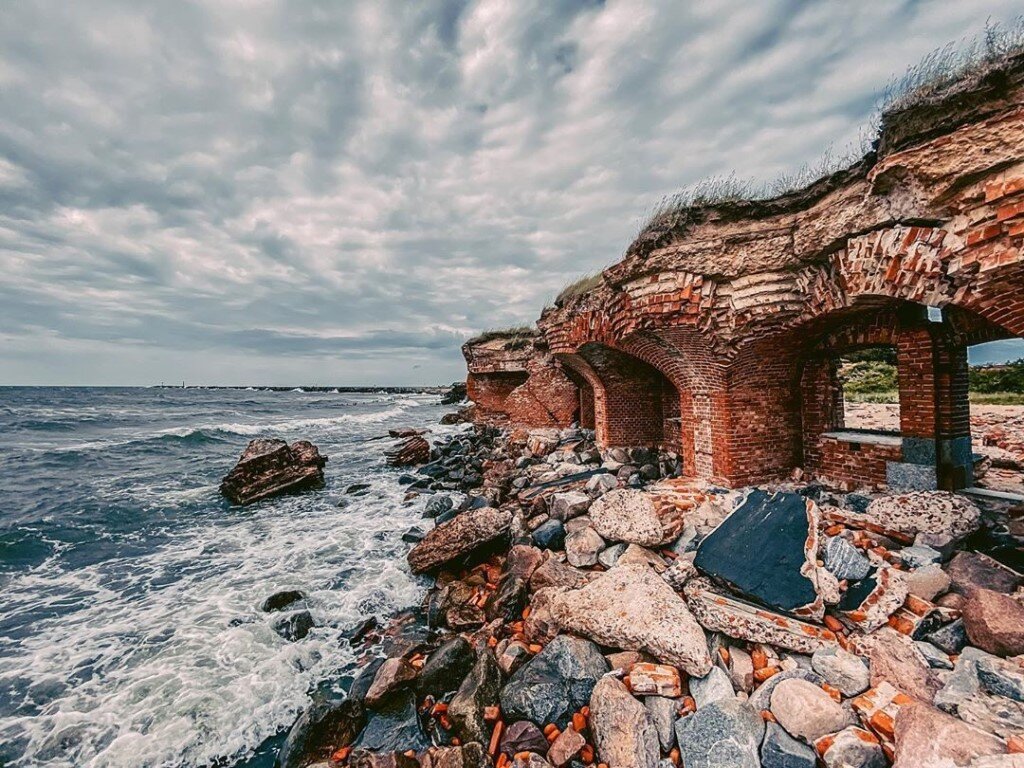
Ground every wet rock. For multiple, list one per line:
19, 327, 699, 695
675, 698, 764, 768
485, 575, 529, 623
506, 545, 545, 581
273, 610, 315, 641
343, 616, 379, 645
962, 587, 1024, 657
644, 696, 678, 752
589, 489, 686, 547
811, 646, 870, 697
532, 519, 566, 551
424, 494, 454, 518
417, 636, 475, 698
549, 492, 590, 522
629, 663, 682, 697
862, 492, 981, 540
365, 657, 418, 708
770, 678, 847, 742
857, 629, 941, 702
690, 666, 735, 708
761, 720, 816, 768
546, 726, 585, 766
694, 490, 825, 620
946, 551, 1021, 595
906, 563, 951, 601
817, 726, 885, 768
220, 438, 327, 505
353, 690, 429, 753
401, 526, 426, 543
565, 527, 604, 568
824, 536, 872, 582
925, 617, 968, 654
262, 589, 305, 612
550, 563, 713, 676
499, 720, 550, 758
449, 649, 502, 744
892, 701, 1004, 768
588, 676, 660, 768
276, 694, 365, 768
385, 435, 430, 467
408, 506, 512, 574
499, 635, 608, 729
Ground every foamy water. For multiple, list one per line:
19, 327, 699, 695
0, 387, 459, 767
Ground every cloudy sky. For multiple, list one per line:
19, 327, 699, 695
1, 1, 1022, 385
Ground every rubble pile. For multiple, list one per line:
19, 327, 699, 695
281, 424, 1024, 768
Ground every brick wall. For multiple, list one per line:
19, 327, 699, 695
815, 435, 902, 488
466, 371, 529, 416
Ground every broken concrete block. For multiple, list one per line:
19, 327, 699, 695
588, 488, 688, 546
886, 593, 943, 639
564, 526, 604, 568
850, 682, 915, 752
684, 577, 838, 654
837, 566, 908, 633
814, 726, 886, 768
862, 492, 982, 541
629, 662, 683, 697
694, 490, 826, 620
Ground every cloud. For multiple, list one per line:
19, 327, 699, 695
1, 0, 1021, 384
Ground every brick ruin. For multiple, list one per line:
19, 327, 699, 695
463, 58, 1024, 492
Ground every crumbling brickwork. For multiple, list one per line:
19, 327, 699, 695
465, 61, 1024, 490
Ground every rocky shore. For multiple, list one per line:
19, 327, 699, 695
264, 413, 1024, 768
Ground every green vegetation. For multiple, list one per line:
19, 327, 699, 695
466, 326, 536, 350
555, 272, 603, 306
970, 359, 1024, 393
841, 356, 1024, 405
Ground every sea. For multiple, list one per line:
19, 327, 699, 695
0, 386, 457, 768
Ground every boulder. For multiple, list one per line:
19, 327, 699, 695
824, 536, 872, 582
550, 563, 713, 676
262, 589, 305, 612
694, 490, 825, 620
770, 678, 848, 742
811, 646, 870, 697
674, 698, 764, 768
272, 610, 315, 641
892, 702, 1005, 768
862, 492, 981, 540
689, 666, 735, 708
565, 527, 604, 568
962, 588, 1024, 657
499, 720, 550, 758
816, 726, 885, 768
588, 489, 686, 546
548, 491, 590, 522
408, 506, 512, 573
365, 657, 418, 708
499, 635, 608, 729
761, 720, 816, 768
946, 552, 1022, 595
529, 556, 588, 591
925, 617, 968, 654
449, 650, 502, 744
977, 655, 1024, 702
588, 676, 660, 768
220, 438, 327, 505
353, 690, 429, 753
276, 694, 365, 768
417, 636, 475, 698
385, 435, 430, 467
644, 695, 679, 752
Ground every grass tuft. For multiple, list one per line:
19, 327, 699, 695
555, 272, 604, 306
465, 326, 536, 350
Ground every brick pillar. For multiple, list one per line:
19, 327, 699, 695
800, 356, 842, 473
934, 339, 973, 490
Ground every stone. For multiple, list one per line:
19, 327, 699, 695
977, 655, 1024, 702
550, 563, 713, 676
408, 506, 512, 573
750, 669, 824, 714
837, 565, 909, 632
617, 543, 667, 572
690, 665, 735, 708
915, 641, 954, 669
417, 636, 475, 698
586, 473, 619, 494
857, 629, 941, 702
862, 492, 981, 540
770, 678, 848, 742
957, 688, 1024, 740
946, 551, 1022, 595
906, 563, 952, 601
589, 676, 660, 768
420, 744, 488, 768
694, 490, 825, 620
925, 618, 968, 654
510, 753, 553, 768
548, 491, 590, 522
899, 545, 943, 568
565, 527, 604, 568
496, 639, 532, 677
674, 698, 764, 768
506, 545, 545, 581
727, 647, 756, 693
220, 438, 327, 505
824, 536, 872, 581
499, 635, 608, 729
448, 650, 502, 744
812, 646, 870, 697
935, 646, 990, 714
892, 702, 1005, 768
272, 610, 315, 641
531, 519, 566, 551
546, 726, 585, 766
485, 575, 529, 623
662, 553, 698, 590
644, 695, 678, 752
348, 749, 419, 768
499, 720, 550, 758
963, 588, 1024, 657
522, 587, 564, 644
276, 694, 365, 768
816, 726, 885, 768
629, 662, 683, 697
588, 489, 686, 546
353, 691, 429, 753
597, 542, 627, 568
262, 589, 305, 612
424, 494, 454, 518
365, 657, 418, 708
761, 721, 817, 768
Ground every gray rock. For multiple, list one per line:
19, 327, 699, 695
565, 527, 604, 568
449, 650, 502, 744
748, 669, 824, 713
262, 589, 305, 612
589, 676, 660, 768
549, 492, 590, 522
760, 721, 816, 768
597, 542, 627, 569
819, 726, 886, 768
690, 666, 735, 708
898, 545, 942, 569
353, 691, 429, 752
531, 519, 566, 551
811, 646, 870, 697
424, 494, 454, 518
273, 610, 315, 641
586, 473, 618, 495
499, 635, 607, 729
770, 678, 847, 742
934, 646, 989, 714
977, 655, 1024, 702
914, 641, 954, 670
417, 636, 476, 698
824, 536, 871, 582
644, 696, 679, 752
675, 698, 764, 768
924, 618, 968, 655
